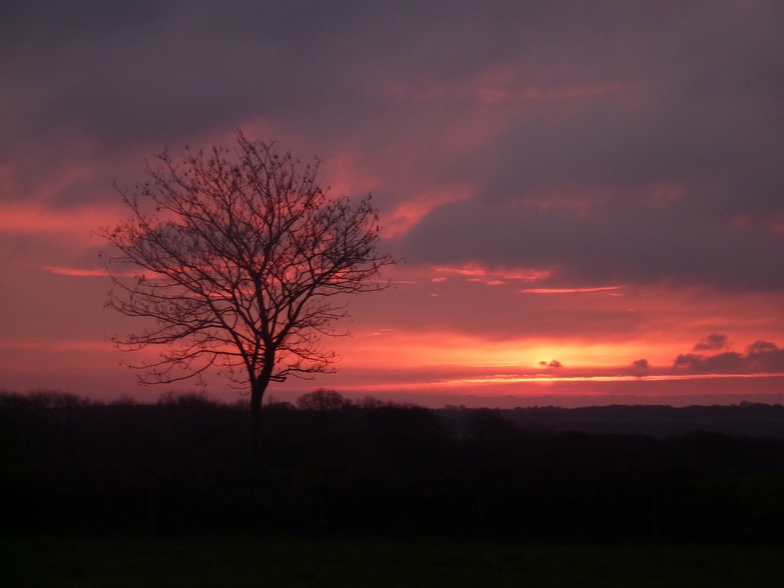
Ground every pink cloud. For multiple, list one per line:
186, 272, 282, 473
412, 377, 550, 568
0, 202, 124, 244
319, 150, 380, 198
382, 187, 472, 238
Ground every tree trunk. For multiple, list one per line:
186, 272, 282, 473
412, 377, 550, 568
250, 377, 268, 460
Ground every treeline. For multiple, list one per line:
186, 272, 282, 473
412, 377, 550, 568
1, 390, 783, 542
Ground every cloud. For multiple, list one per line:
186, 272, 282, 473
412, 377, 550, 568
41, 265, 144, 278
521, 287, 622, 294
627, 358, 650, 378
673, 341, 784, 374
433, 263, 551, 286
43, 266, 109, 277
1, 1, 783, 401
748, 340, 778, 354
538, 360, 562, 368
402, 193, 784, 290
2, 2, 781, 295
693, 333, 729, 351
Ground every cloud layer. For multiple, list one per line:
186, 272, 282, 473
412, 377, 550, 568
1, 1, 781, 291
1, 1, 782, 400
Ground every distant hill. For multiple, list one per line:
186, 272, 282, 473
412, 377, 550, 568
491, 402, 784, 439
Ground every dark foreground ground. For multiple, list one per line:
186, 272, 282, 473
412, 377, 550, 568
1, 391, 783, 584
3, 536, 784, 587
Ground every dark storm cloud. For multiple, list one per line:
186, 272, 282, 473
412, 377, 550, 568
1, 1, 782, 289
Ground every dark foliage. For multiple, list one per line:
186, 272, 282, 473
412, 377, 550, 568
1, 391, 783, 543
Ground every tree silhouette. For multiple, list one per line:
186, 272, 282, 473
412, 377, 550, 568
296, 389, 350, 411
100, 133, 395, 450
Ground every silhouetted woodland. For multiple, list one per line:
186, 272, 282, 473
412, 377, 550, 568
1, 390, 783, 543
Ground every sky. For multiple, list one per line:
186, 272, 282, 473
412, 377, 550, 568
1, 1, 782, 407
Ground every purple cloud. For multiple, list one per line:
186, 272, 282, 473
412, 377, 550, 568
693, 334, 729, 351
538, 360, 562, 368
1, 1, 781, 292
673, 341, 784, 374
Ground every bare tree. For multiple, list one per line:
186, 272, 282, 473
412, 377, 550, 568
100, 133, 395, 449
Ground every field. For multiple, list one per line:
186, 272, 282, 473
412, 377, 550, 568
4, 536, 784, 587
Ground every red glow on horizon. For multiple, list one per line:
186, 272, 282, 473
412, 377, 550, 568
442, 372, 784, 386
338, 371, 784, 393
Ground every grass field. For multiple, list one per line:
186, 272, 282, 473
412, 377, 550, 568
2, 536, 783, 587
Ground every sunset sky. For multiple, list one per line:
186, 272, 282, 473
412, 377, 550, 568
1, 1, 782, 406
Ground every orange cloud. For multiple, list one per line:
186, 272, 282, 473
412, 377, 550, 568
43, 265, 109, 277
521, 286, 623, 294
42, 265, 157, 278
433, 263, 552, 285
